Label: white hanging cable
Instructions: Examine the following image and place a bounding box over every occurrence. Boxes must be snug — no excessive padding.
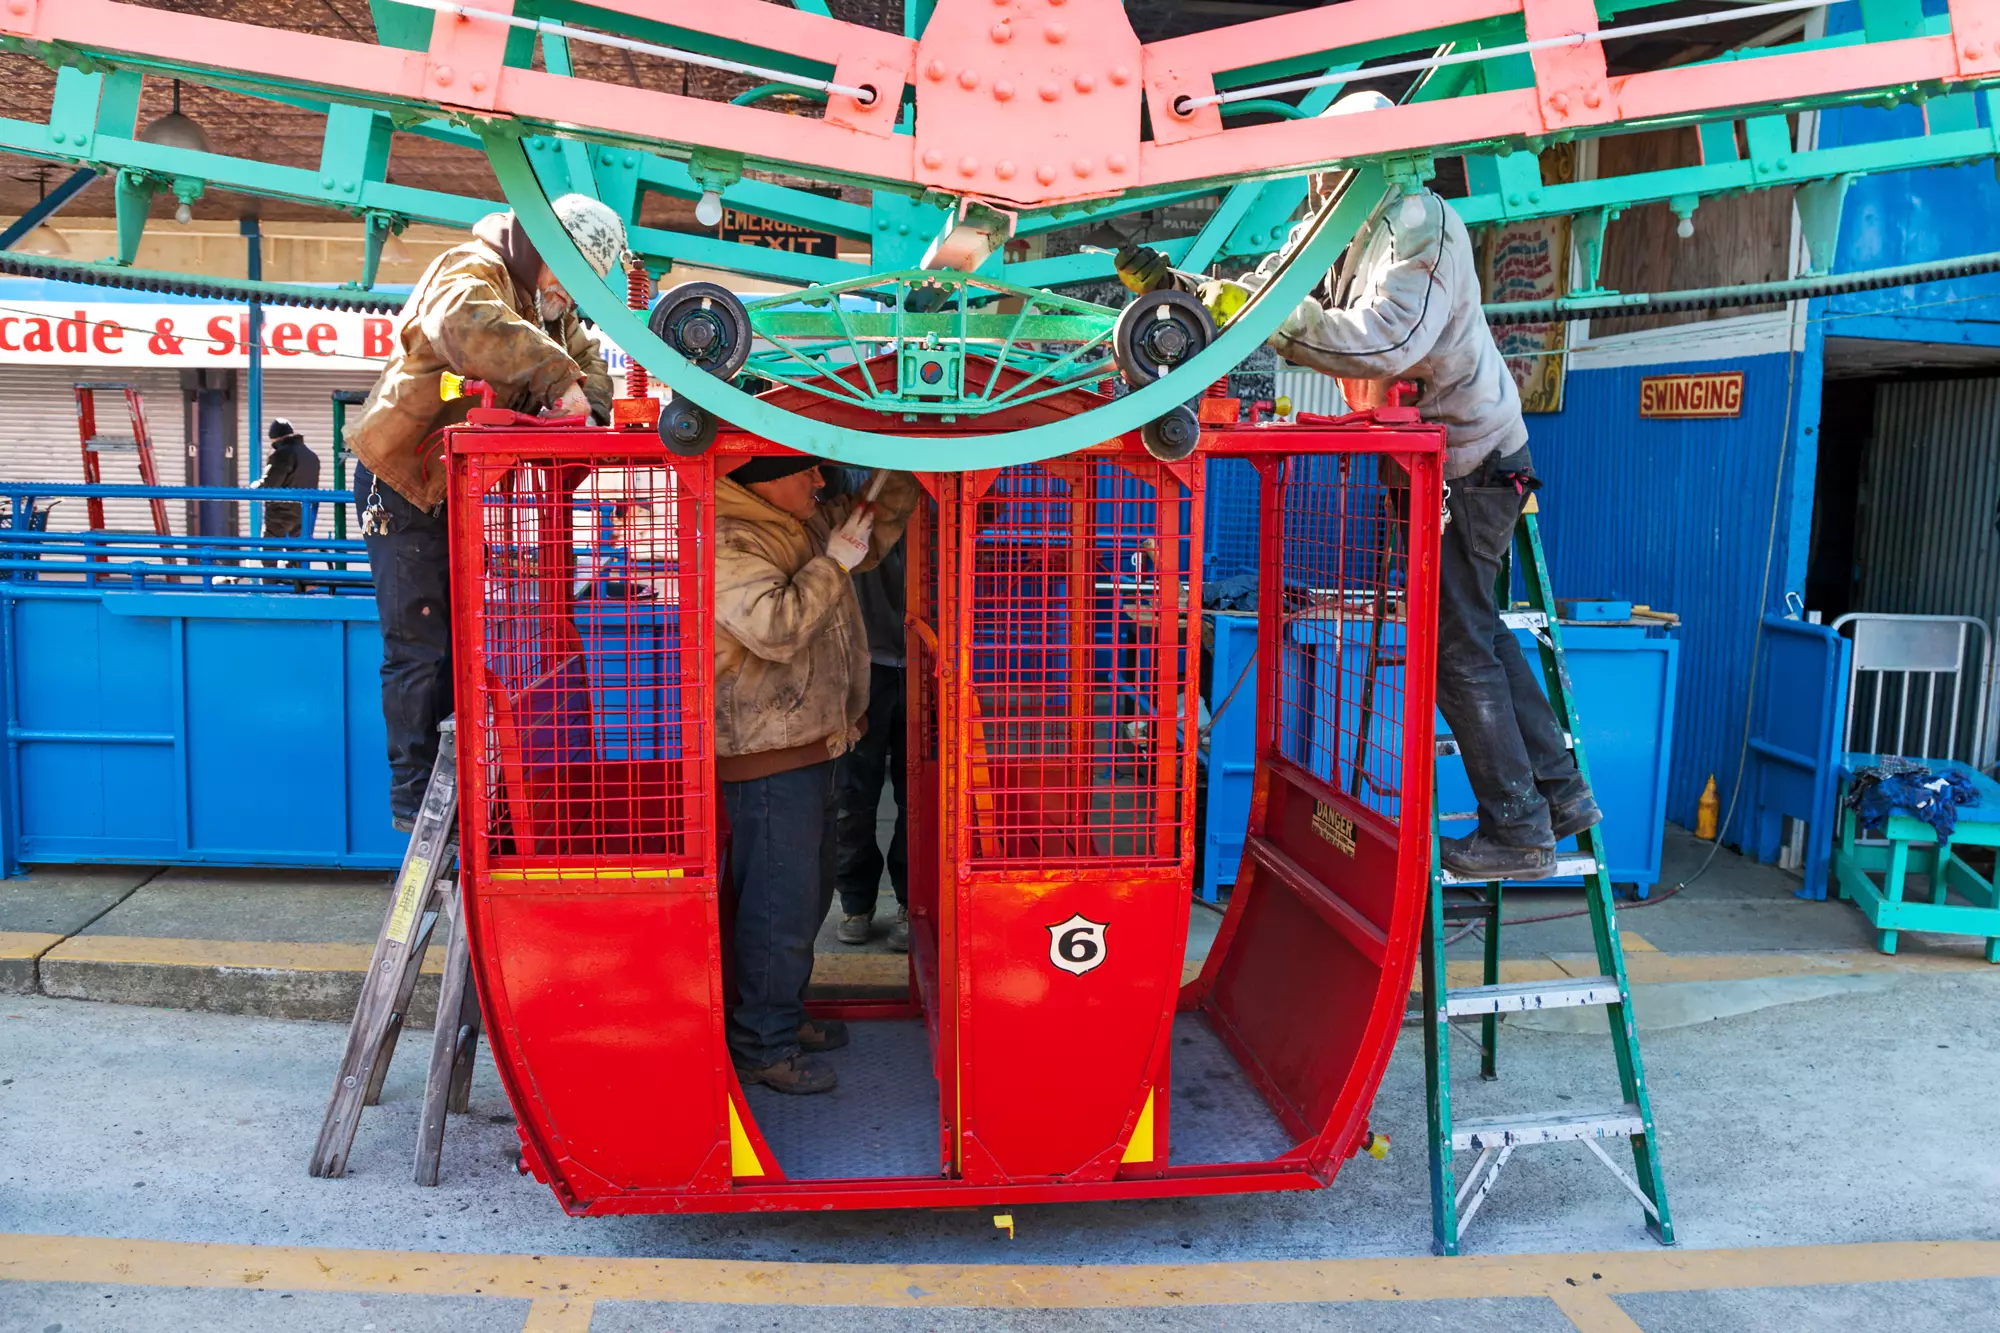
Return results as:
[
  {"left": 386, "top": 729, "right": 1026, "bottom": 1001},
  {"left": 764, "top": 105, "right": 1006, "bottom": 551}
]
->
[
  {"left": 391, "top": 0, "right": 878, "bottom": 103},
  {"left": 1176, "top": 0, "right": 1842, "bottom": 114}
]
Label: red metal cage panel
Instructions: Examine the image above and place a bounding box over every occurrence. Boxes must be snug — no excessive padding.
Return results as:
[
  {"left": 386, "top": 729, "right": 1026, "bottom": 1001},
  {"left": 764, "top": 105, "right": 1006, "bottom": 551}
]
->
[{"left": 444, "top": 397, "right": 1440, "bottom": 1214}]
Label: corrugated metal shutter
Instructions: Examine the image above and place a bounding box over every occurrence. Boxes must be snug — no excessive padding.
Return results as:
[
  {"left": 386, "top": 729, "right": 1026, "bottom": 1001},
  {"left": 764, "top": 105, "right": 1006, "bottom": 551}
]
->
[
  {"left": 0, "top": 365, "right": 191, "bottom": 535},
  {"left": 1275, "top": 366, "right": 1348, "bottom": 417},
  {"left": 242, "top": 369, "right": 378, "bottom": 539},
  {"left": 0, "top": 367, "right": 380, "bottom": 541},
  {"left": 1857, "top": 378, "right": 2000, "bottom": 626},
  {"left": 1525, "top": 348, "right": 1809, "bottom": 838}
]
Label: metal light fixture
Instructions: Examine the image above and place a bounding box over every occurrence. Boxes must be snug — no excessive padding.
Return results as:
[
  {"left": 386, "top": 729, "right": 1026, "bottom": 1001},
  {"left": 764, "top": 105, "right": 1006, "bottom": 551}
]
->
[
  {"left": 18, "top": 222, "right": 71, "bottom": 257},
  {"left": 14, "top": 168, "right": 72, "bottom": 255},
  {"left": 140, "top": 80, "right": 212, "bottom": 156}
]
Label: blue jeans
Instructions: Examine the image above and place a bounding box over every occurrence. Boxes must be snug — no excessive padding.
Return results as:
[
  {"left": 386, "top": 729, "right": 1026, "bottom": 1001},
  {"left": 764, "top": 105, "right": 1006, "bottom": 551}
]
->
[
  {"left": 724, "top": 760, "right": 837, "bottom": 1067},
  {"left": 355, "top": 464, "right": 452, "bottom": 822}
]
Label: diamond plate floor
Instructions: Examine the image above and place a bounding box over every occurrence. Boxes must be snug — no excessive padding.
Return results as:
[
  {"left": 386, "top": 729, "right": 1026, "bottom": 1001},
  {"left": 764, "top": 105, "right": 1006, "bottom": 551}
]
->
[
  {"left": 1169, "top": 1013, "right": 1296, "bottom": 1165},
  {"left": 741, "top": 1019, "right": 941, "bottom": 1181}
]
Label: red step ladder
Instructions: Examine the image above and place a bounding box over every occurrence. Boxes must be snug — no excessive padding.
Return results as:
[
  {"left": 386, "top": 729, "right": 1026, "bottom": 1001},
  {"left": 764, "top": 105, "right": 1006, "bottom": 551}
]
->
[{"left": 74, "top": 381, "right": 171, "bottom": 537}]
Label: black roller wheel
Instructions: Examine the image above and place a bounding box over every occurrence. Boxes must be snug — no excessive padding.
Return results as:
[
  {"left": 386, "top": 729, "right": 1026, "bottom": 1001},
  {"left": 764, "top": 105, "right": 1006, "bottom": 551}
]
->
[
  {"left": 658, "top": 398, "right": 718, "bottom": 456},
  {"left": 1141, "top": 403, "right": 1201, "bottom": 461},
  {"left": 649, "top": 281, "right": 752, "bottom": 379},
  {"left": 1114, "top": 289, "right": 1216, "bottom": 389}
]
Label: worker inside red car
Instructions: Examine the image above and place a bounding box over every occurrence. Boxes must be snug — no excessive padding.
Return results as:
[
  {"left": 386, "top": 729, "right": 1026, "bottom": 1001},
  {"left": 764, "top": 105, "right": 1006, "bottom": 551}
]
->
[{"left": 713, "top": 455, "right": 920, "bottom": 1095}]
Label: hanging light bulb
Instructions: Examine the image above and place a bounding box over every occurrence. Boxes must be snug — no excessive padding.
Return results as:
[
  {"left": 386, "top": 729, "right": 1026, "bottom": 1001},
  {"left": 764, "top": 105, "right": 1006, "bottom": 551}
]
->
[
  {"left": 1676, "top": 215, "right": 1696, "bottom": 240},
  {"left": 695, "top": 189, "right": 724, "bottom": 227},
  {"left": 174, "top": 200, "right": 193, "bottom": 225}
]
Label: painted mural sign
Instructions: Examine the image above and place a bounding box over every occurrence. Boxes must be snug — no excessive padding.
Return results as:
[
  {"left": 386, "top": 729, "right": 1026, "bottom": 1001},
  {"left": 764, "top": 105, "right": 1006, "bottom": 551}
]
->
[
  {"left": 1638, "top": 371, "right": 1744, "bottom": 418},
  {"left": 1475, "top": 144, "right": 1572, "bottom": 415}
]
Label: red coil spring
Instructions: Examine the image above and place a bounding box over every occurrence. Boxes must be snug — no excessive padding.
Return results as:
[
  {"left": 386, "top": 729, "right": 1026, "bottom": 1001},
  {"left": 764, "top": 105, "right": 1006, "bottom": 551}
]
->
[{"left": 624, "top": 262, "right": 651, "bottom": 400}]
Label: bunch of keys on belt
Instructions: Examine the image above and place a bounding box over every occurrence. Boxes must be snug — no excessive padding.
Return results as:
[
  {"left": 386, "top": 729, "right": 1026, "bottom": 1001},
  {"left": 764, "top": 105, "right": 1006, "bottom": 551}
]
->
[{"left": 361, "top": 484, "right": 390, "bottom": 537}]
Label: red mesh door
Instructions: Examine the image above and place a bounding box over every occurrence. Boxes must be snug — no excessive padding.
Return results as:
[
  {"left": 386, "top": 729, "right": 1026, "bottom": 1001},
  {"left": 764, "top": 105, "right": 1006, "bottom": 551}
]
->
[
  {"left": 450, "top": 432, "right": 729, "bottom": 1206},
  {"left": 941, "top": 452, "right": 1201, "bottom": 1182}
]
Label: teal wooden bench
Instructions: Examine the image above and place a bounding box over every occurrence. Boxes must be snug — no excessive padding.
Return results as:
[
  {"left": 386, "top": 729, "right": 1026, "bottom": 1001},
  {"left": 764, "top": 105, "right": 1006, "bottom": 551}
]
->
[{"left": 1832, "top": 756, "right": 2000, "bottom": 963}]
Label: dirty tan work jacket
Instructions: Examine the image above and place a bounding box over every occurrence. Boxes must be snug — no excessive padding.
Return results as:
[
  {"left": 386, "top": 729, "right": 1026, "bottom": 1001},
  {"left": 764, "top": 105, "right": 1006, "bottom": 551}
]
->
[
  {"left": 347, "top": 216, "right": 613, "bottom": 509},
  {"left": 713, "top": 471, "right": 920, "bottom": 780}
]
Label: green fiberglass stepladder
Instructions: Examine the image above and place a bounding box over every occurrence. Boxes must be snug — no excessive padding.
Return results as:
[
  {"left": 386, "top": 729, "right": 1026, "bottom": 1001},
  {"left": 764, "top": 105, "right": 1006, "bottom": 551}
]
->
[{"left": 1420, "top": 497, "right": 1673, "bottom": 1256}]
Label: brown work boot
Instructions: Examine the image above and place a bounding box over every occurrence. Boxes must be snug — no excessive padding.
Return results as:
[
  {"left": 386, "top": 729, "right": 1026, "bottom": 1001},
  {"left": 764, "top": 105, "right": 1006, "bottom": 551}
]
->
[
  {"left": 836, "top": 913, "right": 872, "bottom": 945},
  {"left": 736, "top": 1050, "right": 837, "bottom": 1096},
  {"left": 797, "top": 1018, "right": 849, "bottom": 1052},
  {"left": 886, "top": 906, "right": 910, "bottom": 954}
]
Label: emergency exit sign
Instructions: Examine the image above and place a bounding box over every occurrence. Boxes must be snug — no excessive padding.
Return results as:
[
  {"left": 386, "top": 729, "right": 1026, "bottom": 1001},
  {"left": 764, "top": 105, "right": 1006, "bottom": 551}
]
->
[{"left": 1639, "top": 371, "right": 1744, "bottom": 418}]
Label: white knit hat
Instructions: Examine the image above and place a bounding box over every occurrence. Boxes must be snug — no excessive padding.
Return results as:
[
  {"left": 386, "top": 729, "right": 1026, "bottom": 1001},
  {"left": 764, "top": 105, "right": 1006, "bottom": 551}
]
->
[{"left": 550, "top": 193, "right": 628, "bottom": 281}]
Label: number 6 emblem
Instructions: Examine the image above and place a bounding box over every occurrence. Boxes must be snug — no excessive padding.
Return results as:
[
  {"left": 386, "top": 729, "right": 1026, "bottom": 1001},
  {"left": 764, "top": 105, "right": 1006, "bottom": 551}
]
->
[{"left": 1048, "top": 914, "right": 1109, "bottom": 976}]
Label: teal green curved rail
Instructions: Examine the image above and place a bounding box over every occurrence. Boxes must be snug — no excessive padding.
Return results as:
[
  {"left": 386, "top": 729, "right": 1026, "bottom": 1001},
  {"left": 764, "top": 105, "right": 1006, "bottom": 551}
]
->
[{"left": 485, "top": 130, "right": 1374, "bottom": 470}]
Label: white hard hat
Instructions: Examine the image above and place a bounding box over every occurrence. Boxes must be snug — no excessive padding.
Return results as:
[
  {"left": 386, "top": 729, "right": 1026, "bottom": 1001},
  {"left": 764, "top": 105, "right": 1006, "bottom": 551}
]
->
[
  {"left": 1320, "top": 90, "right": 1394, "bottom": 118},
  {"left": 551, "top": 193, "right": 628, "bottom": 281}
]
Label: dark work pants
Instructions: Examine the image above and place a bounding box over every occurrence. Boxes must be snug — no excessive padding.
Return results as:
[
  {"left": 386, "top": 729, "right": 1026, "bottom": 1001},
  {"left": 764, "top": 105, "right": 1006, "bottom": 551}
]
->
[
  {"left": 355, "top": 464, "right": 453, "bottom": 823},
  {"left": 724, "top": 760, "right": 837, "bottom": 1068},
  {"left": 261, "top": 500, "right": 305, "bottom": 570},
  {"left": 836, "top": 663, "right": 908, "bottom": 918},
  {"left": 1434, "top": 447, "right": 1589, "bottom": 848}
]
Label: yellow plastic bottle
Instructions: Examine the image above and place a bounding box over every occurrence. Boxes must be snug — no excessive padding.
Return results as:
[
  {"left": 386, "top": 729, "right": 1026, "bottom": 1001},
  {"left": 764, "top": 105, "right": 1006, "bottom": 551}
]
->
[{"left": 1695, "top": 774, "right": 1720, "bottom": 840}]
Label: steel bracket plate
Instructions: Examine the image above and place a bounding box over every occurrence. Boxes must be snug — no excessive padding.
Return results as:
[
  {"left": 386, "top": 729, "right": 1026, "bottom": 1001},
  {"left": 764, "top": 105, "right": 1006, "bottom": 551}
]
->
[
  {"left": 1525, "top": 0, "right": 1617, "bottom": 131},
  {"left": 1951, "top": 0, "right": 2000, "bottom": 76},
  {"left": 0, "top": 0, "right": 36, "bottom": 39},
  {"left": 824, "top": 51, "right": 907, "bottom": 137},
  {"left": 912, "top": 0, "right": 1142, "bottom": 203},
  {"left": 424, "top": 0, "right": 514, "bottom": 113}
]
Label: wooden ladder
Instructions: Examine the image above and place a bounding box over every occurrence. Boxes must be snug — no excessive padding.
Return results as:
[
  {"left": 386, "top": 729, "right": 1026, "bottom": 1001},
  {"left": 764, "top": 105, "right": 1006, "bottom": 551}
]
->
[{"left": 308, "top": 719, "right": 485, "bottom": 1186}]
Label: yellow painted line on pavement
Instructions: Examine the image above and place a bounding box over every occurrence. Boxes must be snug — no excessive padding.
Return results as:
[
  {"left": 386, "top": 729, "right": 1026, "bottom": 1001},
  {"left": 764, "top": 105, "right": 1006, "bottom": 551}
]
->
[
  {"left": 39, "top": 935, "right": 445, "bottom": 975},
  {"left": 4, "top": 1234, "right": 2000, "bottom": 1325},
  {"left": 1620, "top": 932, "right": 1660, "bottom": 953},
  {"left": 0, "top": 930, "right": 63, "bottom": 962}
]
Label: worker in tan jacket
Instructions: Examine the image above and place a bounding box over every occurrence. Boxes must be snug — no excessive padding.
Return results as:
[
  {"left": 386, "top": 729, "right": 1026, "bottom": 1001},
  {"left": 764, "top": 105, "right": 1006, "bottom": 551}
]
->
[
  {"left": 346, "top": 195, "right": 624, "bottom": 830},
  {"left": 716, "top": 454, "right": 919, "bottom": 1095}
]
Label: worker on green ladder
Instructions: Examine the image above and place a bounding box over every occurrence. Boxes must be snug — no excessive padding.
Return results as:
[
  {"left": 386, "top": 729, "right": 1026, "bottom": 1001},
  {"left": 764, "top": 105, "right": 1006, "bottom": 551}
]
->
[
  {"left": 1116, "top": 92, "right": 1599, "bottom": 881},
  {"left": 345, "top": 194, "right": 623, "bottom": 832}
]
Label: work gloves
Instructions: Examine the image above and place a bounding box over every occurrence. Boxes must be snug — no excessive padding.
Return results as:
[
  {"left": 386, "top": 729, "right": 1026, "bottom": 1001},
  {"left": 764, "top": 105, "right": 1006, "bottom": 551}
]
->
[
  {"left": 549, "top": 382, "right": 591, "bottom": 419},
  {"left": 827, "top": 505, "right": 875, "bottom": 571},
  {"left": 1196, "top": 279, "right": 1252, "bottom": 328},
  {"left": 1114, "top": 245, "right": 1172, "bottom": 295}
]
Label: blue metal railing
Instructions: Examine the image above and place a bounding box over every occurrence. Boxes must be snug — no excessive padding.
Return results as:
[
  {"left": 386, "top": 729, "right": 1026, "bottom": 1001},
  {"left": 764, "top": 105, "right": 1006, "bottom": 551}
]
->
[{"left": 0, "top": 482, "right": 372, "bottom": 593}]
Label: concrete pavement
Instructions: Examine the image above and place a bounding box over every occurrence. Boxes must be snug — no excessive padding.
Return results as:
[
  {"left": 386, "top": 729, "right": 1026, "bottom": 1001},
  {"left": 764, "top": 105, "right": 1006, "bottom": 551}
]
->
[
  {"left": 4, "top": 827, "right": 1995, "bottom": 1022},
  {"left": 3, "top": 960, "right": 1999, "bottom": 1328}
]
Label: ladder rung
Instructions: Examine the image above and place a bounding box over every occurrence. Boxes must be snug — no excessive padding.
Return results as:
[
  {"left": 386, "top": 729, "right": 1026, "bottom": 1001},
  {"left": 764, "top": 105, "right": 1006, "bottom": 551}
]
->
[
  {"left": 1440, "top": 853, "right": 1597, "bottom": 885},
  {"left": 85, "top": 437, "right": 141, "bottom": 452},
  {"left": 1500, "top": 610, "right": 1548, "bottom": 630},
  {"left": 74, "top": 380, "right": 137, "bottom": 391},
  {"left": 1445, "top": 975, "right": 1621, "bottom": 1017},
  {"left": 1453, "top": 1104, "right": 1644, "bottom": 1152}
]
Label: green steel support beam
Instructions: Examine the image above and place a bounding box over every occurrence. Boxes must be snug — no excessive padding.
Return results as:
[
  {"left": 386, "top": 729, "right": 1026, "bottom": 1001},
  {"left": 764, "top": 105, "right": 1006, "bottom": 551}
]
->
[{"left": 497, "top": 122, "right": 1387, "bottom": 465}]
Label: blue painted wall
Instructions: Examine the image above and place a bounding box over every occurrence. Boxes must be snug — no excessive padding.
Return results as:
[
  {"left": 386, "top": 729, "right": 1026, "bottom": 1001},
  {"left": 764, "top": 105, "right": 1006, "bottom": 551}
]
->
[{"left": 1526, "top": 337, "right": 1821, "bottom": 839}]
